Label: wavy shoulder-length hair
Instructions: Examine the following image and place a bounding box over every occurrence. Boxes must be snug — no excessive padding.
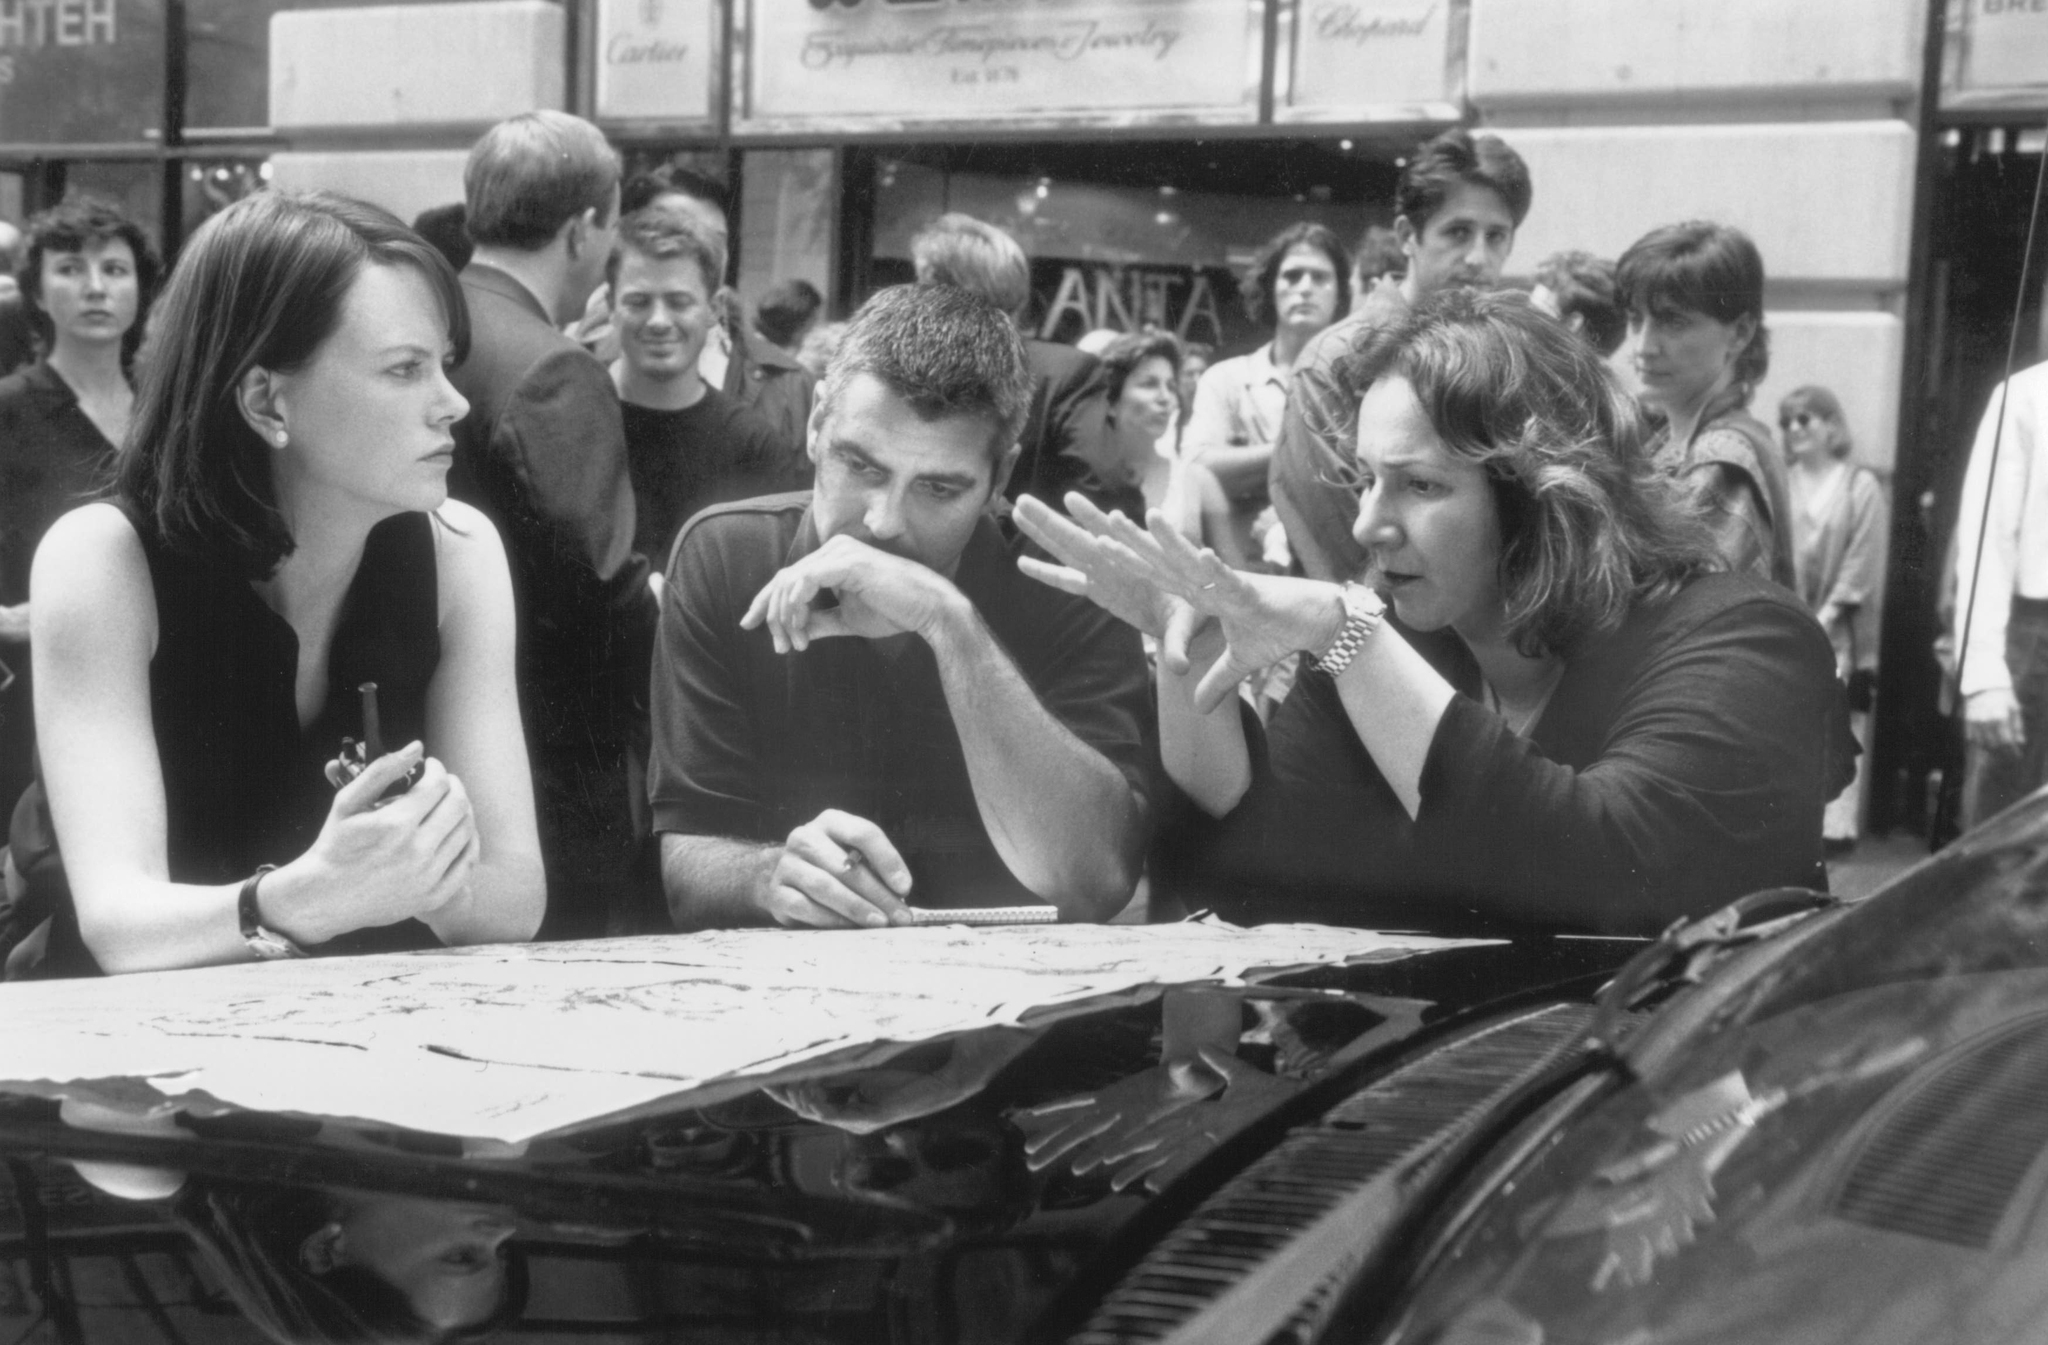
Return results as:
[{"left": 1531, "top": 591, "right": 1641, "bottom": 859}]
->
[
  {"left": 118, "top": 190, "right": 470, "bottom": 579},
  {"left": 1335, "top": 288, "right": 1720, "bottom": 658}
]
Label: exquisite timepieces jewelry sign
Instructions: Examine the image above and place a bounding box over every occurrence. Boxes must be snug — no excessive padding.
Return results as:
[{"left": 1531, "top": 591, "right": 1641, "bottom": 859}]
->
[{"left": 736, "top": 0, "right": 1262, "bottom": 134}]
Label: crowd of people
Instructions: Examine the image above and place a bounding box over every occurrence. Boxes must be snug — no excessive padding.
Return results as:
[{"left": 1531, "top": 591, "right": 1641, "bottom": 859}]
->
[{"left": 0, "top": 110, "right": 1910, "bottom": 979}]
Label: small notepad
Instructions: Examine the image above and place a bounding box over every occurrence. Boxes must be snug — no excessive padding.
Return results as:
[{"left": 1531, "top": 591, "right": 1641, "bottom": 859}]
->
[{"left": 907, "top": 905, "right": 1059, "bottom": 926}]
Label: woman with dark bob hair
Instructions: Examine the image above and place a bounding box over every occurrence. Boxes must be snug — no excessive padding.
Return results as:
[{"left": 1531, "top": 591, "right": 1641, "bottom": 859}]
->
[
  {"left": 1015, "top": 290, "right": 1852, "bottom": 936},
  {"left": 9, "top": 189, "right": 544, "bottom": 977},
  {"left": 0, "top": 196, "right": 162, "bottom": 821},
  {"left": 1617, "top": 219, "right": 1796, "bottom": 589}
]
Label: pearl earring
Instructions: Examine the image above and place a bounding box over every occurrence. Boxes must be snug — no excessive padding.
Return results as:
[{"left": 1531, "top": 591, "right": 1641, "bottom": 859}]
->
[{"left": 275, "top": 430, "right": 288, "bottom": 447}]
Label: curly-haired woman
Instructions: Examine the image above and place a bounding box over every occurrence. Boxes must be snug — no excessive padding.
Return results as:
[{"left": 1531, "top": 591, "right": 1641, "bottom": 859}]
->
[{"left": 1016, "top": 290, "right": 1853, "bottom": 936}]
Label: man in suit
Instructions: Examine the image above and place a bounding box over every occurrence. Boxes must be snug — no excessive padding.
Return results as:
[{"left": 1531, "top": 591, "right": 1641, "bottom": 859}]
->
[
  {"left": 448, "top": 110, "right": 654, "bottom": 939},
  {"left": 908, "top": 213, "right": 1108, "bottom": 513}
]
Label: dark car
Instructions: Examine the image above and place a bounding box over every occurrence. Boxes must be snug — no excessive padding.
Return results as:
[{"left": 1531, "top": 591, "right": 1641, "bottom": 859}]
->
[
  {"left": 3, "top": 800, "right": 2030, "bottom": 1345},
  {"left": 0, "top": 931, "right": 1634, "bottom": 1345}
]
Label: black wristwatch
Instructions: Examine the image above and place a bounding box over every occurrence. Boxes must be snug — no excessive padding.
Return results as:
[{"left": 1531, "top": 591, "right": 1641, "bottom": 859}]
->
[{"left": 237, "top": 865, "right": 304, "bottom": 961}]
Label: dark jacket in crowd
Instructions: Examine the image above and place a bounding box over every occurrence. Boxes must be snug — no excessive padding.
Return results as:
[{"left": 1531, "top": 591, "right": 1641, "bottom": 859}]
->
[
  {"left": 447, "top": 262, "right": 655, "bottom": 938},
  {"left": 0, "top": 296, "right": 37, "bottom": 380},
  {"left": 722, "top": 321, "right": 816, "bottom": 480},
  {"left": 1006, "top": 339, "right": 1110, "bottom": 509}
]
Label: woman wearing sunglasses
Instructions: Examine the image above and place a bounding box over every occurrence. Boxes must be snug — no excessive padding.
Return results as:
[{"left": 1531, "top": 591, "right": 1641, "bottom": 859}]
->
[{"left": 1781, "top": 386, "right": 1887, "bottom": 852}]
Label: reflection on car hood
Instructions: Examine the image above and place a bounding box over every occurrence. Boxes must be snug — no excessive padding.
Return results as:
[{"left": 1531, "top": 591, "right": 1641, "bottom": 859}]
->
[
  {"left": 1380, "top": 803, "right": 2048, "bottom": 1345},
  {"left": 0, "top": 940, "right": 1626, "bottom": 1345}
]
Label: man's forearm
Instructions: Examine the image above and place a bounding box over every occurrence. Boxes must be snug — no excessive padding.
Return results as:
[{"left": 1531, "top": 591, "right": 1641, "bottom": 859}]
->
[
  {"left": 659, "top": 833, "right": 779, "bottom": 930},
  {"left": 924, "top": 603, "right": 1143, "bottom": 920}
]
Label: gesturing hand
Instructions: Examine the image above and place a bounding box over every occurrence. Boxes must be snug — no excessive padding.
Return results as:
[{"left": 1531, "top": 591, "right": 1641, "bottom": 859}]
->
[
  {"left": 762, "top": 808, "right": 915, "bottom": 929},
  {"left": 741, "top": 535, "right": 966, "bottom": 653},
  {"left": 1022, "top": 494, "right": 1346, "bottom": 712},
  {"left": 1012, "top": 494, "right": 1181, "bottom": 642}
]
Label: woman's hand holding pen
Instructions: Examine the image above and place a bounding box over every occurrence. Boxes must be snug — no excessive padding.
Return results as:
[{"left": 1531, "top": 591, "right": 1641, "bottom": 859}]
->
[
  {"left": 260, "top": 742, "right": 480, "bottom": 946},
  {"left": 762, "top": 808, "right": 915, "bottom": 929}
]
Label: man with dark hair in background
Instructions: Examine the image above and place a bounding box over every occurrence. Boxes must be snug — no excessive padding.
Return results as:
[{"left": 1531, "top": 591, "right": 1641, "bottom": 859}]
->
[
  {"left": 754, "top": 278, "right": 823, "bottom": 355},
  {"left": 1531, "top": 250, "right": 1626, "bottom": 358},
  {"left": 910, "top": 212, "right": 1108, "bottom": 516},
  {"left": 411, "top": 202, "right": 474, "bottom": 274},
  {"left": 649, "top": 284, "right": 1152, "bottom": 932},
  {"left": 448, "top": 109, "right": 652, "bottom": 939},
  {"left": 1269, "top": 129, "right": 1533, "bottom": 581}
]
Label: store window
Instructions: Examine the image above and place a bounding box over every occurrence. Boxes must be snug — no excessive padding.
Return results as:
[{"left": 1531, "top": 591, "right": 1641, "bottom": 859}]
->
[{"left": 871, "top": 139, "right": 1399, "bottom": 356}]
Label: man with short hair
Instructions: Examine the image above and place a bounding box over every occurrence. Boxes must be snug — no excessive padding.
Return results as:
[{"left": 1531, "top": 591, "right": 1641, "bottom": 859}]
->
[
  {"left": 1530, "top": 250, "right": 1626, "bottom": 358},
  {"left": 650, "top": 284, "right": 1152, "bottom": 930},
  {"left": 1270, "top": 130, "right": 1533, "bottom": 581},
  {"left": 448, "top": 110, "right": 650, "bottom": 939},
  {"left": 606, "top": 167, "right": 816, "bottom": 469},
  {"left": 910, "top": 212, "right": 1109, "bottom": 514},
  {"left": 608, "top": 204, "right": 789, "bottom": 568}
]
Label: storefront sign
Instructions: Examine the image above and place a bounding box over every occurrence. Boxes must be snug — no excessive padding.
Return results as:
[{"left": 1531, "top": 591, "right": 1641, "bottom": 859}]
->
[
  {"left": 1278, "top": 0, "right": 1462, "bottom": 123},
  {"left": 739, "top": 0, "right": 1260, "bottom": 134},
  {"left": 1034, "top": 260, "right": 1237, "bottom": 349},
  {"left": 0, "top": 0, "right": 162, "bottom": 144},
  {"left": 595, "top": 0, "right": 717, "bottom": 125},
  {"left": 1947, "top": 0, "right": 2048, "bottom": 109}
]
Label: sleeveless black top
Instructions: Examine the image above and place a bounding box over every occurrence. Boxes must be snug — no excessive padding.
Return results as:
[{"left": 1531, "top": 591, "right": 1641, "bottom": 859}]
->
[{"left": 13, "top": 503, "right": 443, "bottom": 976}]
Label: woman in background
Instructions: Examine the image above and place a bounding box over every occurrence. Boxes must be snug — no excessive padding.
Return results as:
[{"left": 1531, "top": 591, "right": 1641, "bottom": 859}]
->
[
  {"left": 1092, "top": 331, "right": 1243, "bottom": 568},
  {"left": 1617, "top": 220, "right": 1795, "bottom": 589},
  {"left": 0, "top": 196, "right": 160, "bottom": 822},
  {"left": 1782, "top": 384, "right": 1888, "bottom": 851}
]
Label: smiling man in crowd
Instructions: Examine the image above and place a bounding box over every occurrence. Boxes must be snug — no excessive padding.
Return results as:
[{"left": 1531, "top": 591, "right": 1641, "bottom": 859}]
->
[
  {"left": 608, "top": 204, "right": 790, "bottom": 569},
  {"left": 1269, "top": 129, "right": 1532, "bottom": 581},
  {"left": 648, "top": 283, "right": 1153, "bottom": 930}
]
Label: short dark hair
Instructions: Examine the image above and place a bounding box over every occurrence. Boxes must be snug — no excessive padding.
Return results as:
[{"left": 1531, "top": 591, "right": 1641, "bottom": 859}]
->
[
  {"left": 1396, "top": 130, "right": 1533, "bottom": 232},
  {"left": 1352, "top": 224, "right": 1406, "bottom": 287},
  {"left": 1616, "top": 220, "right": 1769, "bottom": 388},
  {"left": 1534, "top": 250, "right": 1626, "bottom": 358},
  {"left": 605, "top": 203, "right": 725, "bottom": 294},
  {"left": 118, "top": 190, "right": 469, "bottom": 579},
  {"left": 464, "top": 111, "right": 620, "bottom": 251},
  {"left": 1241, "top": 222, "right": 1350, "bottom": 327},
  {"left": 1334, "top": 289, "right": 1716, "bottom": 658},
  {"left": 819, "top": 284, "right": 1031, "bottom": 466},
  {"left": 621, "top": 164, "right": 728, "bottom": 220},
  {"left": 755, "top": 278, "right": 824, "bottom": 349},
  {"left": 19, "top": 195, "right": 162, "bottom": 366},
  {"left": 410, "top": 202, "right": 473, "bottom": 273},
  {"left": 1097, "top": 330, "right": 1182, "bottom": 409},
  {"left": 910, "top": 213, "right": 1033, "bottom": 318}
]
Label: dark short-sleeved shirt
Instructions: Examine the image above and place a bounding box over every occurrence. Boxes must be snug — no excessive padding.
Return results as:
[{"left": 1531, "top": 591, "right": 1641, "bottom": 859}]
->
[
  {"left": 1162, "top": 573, "right": 1855, "bottom": 938},
  {"left": 621, "top": 388, "right": 793, "bottom": 570},
  {"left": 649, "top": 494, "right": 1154, "bottom": 909}
]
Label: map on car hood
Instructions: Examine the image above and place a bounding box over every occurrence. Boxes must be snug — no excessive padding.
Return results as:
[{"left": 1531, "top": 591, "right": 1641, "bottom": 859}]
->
[{"left": 0, "top": 920, "right": 1491, "bottom": 1143}]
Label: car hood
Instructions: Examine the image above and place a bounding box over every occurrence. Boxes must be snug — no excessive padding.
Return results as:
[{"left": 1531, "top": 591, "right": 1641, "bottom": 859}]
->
[
  {"left": 1377, "top": 803, "right": 2048, "bottom": 1345},
  {"left": 0, "top": 938, "right": 1626, "bottom": 1345}
]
